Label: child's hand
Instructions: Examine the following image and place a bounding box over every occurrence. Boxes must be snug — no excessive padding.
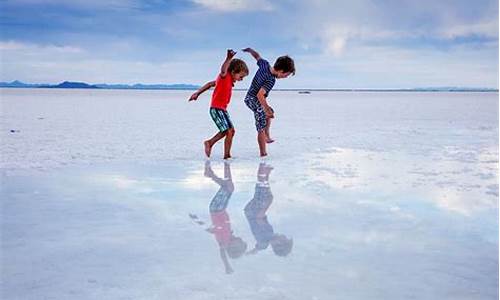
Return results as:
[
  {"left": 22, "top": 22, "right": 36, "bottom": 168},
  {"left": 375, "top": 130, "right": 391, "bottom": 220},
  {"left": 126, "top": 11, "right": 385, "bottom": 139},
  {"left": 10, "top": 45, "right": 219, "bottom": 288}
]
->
[
  {"left": 264, "top": 106, "right": 274, "bottom": 118},
  {"left": 242, "top": 48, "right": 261, "bottom": 60},
  {"left": 226, "top": 49, "right": 236, "bottom": 59},
  {"left": 188, "top": 92, "right": 199, "bottom": 101}
]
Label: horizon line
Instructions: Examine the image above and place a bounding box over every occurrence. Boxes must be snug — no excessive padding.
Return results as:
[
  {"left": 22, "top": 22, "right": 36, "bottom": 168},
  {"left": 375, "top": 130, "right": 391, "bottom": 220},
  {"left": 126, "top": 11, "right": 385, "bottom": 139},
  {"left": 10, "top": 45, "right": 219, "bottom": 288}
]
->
[{"left": 0, "top": 80, "right": 498, "bottom": 92}]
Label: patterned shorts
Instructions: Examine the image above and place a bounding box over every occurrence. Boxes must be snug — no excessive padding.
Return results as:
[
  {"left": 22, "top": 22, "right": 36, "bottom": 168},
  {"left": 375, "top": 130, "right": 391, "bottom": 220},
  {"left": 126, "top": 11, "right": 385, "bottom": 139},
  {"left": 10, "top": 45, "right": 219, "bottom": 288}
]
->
[
  {"left": 209, "top": 187, "right": 233, "bottom": 213},
  {"left": 244, "top": 96, "right": 273, "bottom": 132},
  {"left": 244, "top": 184, "right": 273, "bottom": 217},
  {"left": 209, "top": 107, "right": 234, "bottom": 132}
]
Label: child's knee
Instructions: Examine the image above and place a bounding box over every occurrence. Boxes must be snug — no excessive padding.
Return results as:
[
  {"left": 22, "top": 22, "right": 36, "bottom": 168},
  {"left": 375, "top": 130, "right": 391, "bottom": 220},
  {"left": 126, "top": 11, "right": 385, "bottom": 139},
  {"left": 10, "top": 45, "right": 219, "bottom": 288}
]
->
[{"left": 227, "top": 128, "right": 235, "bottom": 137}]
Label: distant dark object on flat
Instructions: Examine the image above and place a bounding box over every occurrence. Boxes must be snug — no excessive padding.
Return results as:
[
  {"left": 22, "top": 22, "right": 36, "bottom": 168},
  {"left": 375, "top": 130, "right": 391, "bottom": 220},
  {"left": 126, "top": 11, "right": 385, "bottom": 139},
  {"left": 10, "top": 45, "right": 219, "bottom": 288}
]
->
[
  {"left": 46, "top": 81, "right": 99, "bottom": 89},
  {"left": 298, "top": 90, "right": 311, "bottom": 94}
]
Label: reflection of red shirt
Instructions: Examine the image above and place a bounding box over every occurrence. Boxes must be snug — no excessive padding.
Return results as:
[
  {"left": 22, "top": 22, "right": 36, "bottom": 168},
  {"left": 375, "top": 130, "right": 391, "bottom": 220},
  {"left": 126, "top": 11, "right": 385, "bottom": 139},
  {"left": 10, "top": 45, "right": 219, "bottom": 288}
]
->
[
  {"left": 211, "top": 74, "right": 233, "bottom": 110},
  {"left": 211, "top": 211, "right": 231, "bottom": 246}
]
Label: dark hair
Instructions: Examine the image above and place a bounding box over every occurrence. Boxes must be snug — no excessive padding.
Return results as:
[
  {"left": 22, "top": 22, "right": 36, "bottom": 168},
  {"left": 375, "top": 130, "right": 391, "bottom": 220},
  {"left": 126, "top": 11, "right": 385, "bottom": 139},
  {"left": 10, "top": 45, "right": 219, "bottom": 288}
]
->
[
  {"left": 274, "top": 55, "right": 295, "bottom": 75},
  {"left": 228, "top": 58, "right": 249, "bottom": 75},
  {"left": 271, "top": 235, "right": 293, "bottom": 257},
  {"left": 227, "top": 237, "right": 247, "bottom": 259}
]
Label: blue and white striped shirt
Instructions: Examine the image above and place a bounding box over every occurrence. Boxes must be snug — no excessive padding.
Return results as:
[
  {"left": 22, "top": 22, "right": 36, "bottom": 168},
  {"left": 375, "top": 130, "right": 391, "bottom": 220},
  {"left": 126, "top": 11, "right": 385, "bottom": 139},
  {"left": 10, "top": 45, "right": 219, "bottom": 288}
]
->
[{"left": 246, "top": 59, "right": 276, "bottom": 99}]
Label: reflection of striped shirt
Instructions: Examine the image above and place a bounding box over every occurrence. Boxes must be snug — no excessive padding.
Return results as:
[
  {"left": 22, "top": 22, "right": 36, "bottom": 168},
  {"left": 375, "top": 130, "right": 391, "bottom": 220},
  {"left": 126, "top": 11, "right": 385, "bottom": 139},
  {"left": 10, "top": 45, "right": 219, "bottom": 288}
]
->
[
  {"left": 244, "top": 184, "right": 274, "bottom": 250},
  {"left": 246, "top": 59, "right": 276, "bottom": 98}
]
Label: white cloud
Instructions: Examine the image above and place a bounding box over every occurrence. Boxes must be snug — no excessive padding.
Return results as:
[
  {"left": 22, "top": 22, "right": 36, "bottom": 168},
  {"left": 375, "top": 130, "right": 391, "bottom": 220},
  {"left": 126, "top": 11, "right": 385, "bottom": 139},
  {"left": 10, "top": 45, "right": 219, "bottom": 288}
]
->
[
  {"left": 291, "top": 42, "right": 498, "bottom": 88},
  {"left": 326, "top": 37, "right": 347, "bottom": 57},
  {"left": 302, "top": 147, "right": 499, "bottom": 216},
  {"left": 1, "top": 36, "right": 497, "bottom": 88},
  {"left": 3, "top": 0, "right": 139, "bottom": 9},
  {"left": 0, "top": 41, "right": 27, "bottom": 51},
  {"left": 0, "top": 41, "right": 84, "bottom": 53},
  {"left": 191, "top": 0, "right": 273, "bottom": 12},
  {"left": 282, "top": 0, "right": 498, "bottom": 60},
  {"left": 438, "top": 19, "right": 499, "bottom": 39},
  {"left": 0, "top": 44, "right": 212, "bottom": 84}
]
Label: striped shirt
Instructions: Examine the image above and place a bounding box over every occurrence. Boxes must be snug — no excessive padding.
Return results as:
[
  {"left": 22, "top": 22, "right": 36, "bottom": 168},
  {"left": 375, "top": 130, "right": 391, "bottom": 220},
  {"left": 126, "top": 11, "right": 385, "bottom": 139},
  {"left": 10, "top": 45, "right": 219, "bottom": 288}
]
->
[{"left": 246, "top": 59, "right": 276, "bottom": 99}]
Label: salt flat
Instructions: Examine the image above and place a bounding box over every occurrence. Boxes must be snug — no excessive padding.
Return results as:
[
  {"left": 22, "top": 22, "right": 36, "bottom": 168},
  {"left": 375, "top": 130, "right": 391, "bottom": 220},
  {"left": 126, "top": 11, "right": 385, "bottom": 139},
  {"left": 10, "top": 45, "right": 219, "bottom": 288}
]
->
[{"left": 1, "top": 88, "right": 498, "bottom": 299}]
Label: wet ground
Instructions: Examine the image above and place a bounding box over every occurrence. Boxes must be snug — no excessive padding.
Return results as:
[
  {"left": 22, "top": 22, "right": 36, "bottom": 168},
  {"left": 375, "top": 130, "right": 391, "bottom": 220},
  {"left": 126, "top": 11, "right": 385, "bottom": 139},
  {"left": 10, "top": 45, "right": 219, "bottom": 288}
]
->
[
  {"left": 3, "top": 151, "right": 498, "bottom": 300},
  {"left": 2, "top": 89, "right": 498, "bottom": 299}
]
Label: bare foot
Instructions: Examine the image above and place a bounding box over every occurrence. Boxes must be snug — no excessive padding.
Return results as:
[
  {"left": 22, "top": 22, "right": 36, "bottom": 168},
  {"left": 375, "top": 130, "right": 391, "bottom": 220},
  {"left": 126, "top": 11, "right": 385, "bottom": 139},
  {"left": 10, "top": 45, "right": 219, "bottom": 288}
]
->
[
  {"left": 204, "top": 161, "right": 213, "bottom": 177},
  {"left": 223, "top": 155, "right": 232, "bottom": 160},
  {"left": 204, "top": 141, "right": 212, "bottom": 157},
  {"left": 260, "top": 152, "right": 268, "bottom": 157},
  {"left": 266, "top": 138, "right": 275, "bottom": 144}
]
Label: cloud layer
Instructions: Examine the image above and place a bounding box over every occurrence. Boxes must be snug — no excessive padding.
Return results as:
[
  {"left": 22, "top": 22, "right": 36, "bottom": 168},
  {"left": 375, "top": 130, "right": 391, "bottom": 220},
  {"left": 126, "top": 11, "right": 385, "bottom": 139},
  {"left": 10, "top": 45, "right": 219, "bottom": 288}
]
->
[{"left": 1, "top": 0, "right": 498, "bottom": 88}]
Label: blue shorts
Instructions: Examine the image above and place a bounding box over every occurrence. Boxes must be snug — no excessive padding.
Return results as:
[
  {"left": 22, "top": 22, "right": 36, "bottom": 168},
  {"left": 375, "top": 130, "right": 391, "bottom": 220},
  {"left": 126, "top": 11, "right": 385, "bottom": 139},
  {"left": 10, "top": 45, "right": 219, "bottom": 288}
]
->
[
  {"left": 209, "top": 108, "right": 233, "bottom": 132},
  {"left": 209, "top": 186, "right": 233, "bottom": 213},
  {"left": 244, "top": 96, "right": 273, "bottom": 132},
  {"left": 244, "top": 183, "right": 273, "bottom": 217}
]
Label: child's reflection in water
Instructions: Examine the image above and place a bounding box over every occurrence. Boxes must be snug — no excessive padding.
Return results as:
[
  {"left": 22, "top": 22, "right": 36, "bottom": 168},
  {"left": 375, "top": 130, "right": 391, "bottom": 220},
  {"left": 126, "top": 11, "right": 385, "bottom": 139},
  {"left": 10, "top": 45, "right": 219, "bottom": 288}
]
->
[
  {"left": 244, "top": 163, "right": 293, "bottom": 257},
  {"left": 191, "top": 161, "right": 247, "bottom": 274}
]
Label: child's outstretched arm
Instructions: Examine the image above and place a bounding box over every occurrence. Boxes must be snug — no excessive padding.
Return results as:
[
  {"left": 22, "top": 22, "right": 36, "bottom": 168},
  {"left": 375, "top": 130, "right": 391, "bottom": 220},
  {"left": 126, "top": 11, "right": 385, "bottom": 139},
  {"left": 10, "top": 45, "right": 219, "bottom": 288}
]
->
[
  {"left": 188, "top": 80, "right": 215, "bottom": 101},
  {"left": 257, "top": 88, "right": 274, "bottom": 118},
  {"left": 242, "top": 47, "right": 261, "bottom": 61},
  {"left": 220, "top": 49, "right": 236, "bottom": 77},
  {"left": 220, "top": 248, "right": 234, "bottom": 274}
]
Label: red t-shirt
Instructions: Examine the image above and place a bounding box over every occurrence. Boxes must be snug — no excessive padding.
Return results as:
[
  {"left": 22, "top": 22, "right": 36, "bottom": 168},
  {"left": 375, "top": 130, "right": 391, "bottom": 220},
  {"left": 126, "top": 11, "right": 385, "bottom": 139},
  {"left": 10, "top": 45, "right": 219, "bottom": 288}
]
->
[
  {"left": 211, "top": 74, "right": 234, "bottom": 110},
  {"left": 211, "top": 211, "right": 231, "bottom": 247}
]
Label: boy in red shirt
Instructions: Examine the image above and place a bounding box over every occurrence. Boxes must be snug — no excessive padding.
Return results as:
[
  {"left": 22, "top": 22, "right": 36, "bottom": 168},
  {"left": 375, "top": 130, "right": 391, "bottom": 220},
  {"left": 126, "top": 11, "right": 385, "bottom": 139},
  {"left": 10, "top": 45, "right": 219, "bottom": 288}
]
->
[
  {"left": 205, "top": 161, "right": 247, "bottom": 274},
  {"left": 189, "top": 161, "right": 247, "bottom": 274},
  {"left": 189, "top": 49, "right": 249, "bottom": 159}
]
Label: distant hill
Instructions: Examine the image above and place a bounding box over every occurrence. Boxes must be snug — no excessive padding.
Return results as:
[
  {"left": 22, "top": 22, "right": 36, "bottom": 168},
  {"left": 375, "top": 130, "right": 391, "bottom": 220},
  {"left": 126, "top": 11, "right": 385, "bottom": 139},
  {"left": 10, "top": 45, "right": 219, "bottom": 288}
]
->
[
  {"left": 40, "top": 81, "right": 100, "bottom": 89},
  {"left": 0, "top": 80, "right": 47, "bottom": 88}
]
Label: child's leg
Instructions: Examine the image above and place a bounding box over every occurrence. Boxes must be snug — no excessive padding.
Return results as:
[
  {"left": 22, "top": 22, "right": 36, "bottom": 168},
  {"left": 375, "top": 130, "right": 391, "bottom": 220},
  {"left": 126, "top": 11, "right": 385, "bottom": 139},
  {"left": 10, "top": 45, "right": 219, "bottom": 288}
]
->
[
  {"left": 224, "top": 160, "right": 232, "bottom": 179},
  {"left": 257, "top": 162, "right": 273, "bottom": 181},
  {"left": 257, "top": 130, "right": 267, "bottom": 157},
  {"left": 223, "top": 128, "right": 235, "bottom": 159},
  {"left": 207, "top": 108, "right": 234, "bottom": 158},
  {"left": 205, "top": 131, "right": 227, "bottom": 157},
  {"left": 265, "top": 117, "right": 274, "bottom": 143},
  {"left": 254, "top": 109, "right": 268, "bottom": 156}
]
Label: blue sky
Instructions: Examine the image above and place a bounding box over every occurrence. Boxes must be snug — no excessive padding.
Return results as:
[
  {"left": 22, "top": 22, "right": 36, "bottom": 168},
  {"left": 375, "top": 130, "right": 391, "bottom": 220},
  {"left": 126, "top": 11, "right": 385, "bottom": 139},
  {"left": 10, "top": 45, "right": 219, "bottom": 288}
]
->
[{"left": 1, "top": 0, "right": 498, "bottom": 88}]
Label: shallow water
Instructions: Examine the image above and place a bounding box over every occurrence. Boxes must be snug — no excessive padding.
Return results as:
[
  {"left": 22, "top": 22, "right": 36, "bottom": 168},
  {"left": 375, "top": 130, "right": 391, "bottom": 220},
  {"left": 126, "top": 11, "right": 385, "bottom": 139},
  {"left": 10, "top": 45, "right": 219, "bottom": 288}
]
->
[
  {"left": 1, "top": 89, "right": 498, "bottom": 299},
  {"left": 3, "top": 156, "right": 498, "bottom": 299}
]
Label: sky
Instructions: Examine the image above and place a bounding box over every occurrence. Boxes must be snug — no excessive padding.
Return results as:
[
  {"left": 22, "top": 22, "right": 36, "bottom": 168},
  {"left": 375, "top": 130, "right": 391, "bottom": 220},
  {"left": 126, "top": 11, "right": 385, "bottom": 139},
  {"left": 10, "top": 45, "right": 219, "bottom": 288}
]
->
[{"left": 0, "top": 0, "right": 498, "bottom": 88}]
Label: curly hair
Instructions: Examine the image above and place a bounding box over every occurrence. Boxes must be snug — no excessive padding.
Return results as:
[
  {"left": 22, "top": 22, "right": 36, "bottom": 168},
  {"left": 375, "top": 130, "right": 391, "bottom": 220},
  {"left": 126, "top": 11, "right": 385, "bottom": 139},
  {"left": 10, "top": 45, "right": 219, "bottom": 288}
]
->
[{"left": 228, "top": 58, "right": 249, "bottom": 75}]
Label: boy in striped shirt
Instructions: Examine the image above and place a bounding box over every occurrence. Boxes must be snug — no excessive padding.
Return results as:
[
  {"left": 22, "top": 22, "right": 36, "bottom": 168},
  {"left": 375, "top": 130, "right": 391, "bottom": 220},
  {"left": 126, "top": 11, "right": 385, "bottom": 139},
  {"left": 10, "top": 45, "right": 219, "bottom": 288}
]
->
[
  {"left": 189, "top": 49, "right": 249, "bottom": 159},
  {"left": 243, "top": 47, "right": 295, "bottom": 157}
]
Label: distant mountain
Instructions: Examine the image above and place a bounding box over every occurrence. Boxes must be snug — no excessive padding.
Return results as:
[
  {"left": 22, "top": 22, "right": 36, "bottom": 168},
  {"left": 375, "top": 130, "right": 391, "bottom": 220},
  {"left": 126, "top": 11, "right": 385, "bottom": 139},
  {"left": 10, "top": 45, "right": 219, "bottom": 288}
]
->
[
  {"left": 4, "top": 80, "right": 27, "bottom": 87},
  {"left": 41, "top": 81, "right": 100, "bottom": 89},
  {"left": 0, "top": 80, "right": 47, "bottom": 88}
]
